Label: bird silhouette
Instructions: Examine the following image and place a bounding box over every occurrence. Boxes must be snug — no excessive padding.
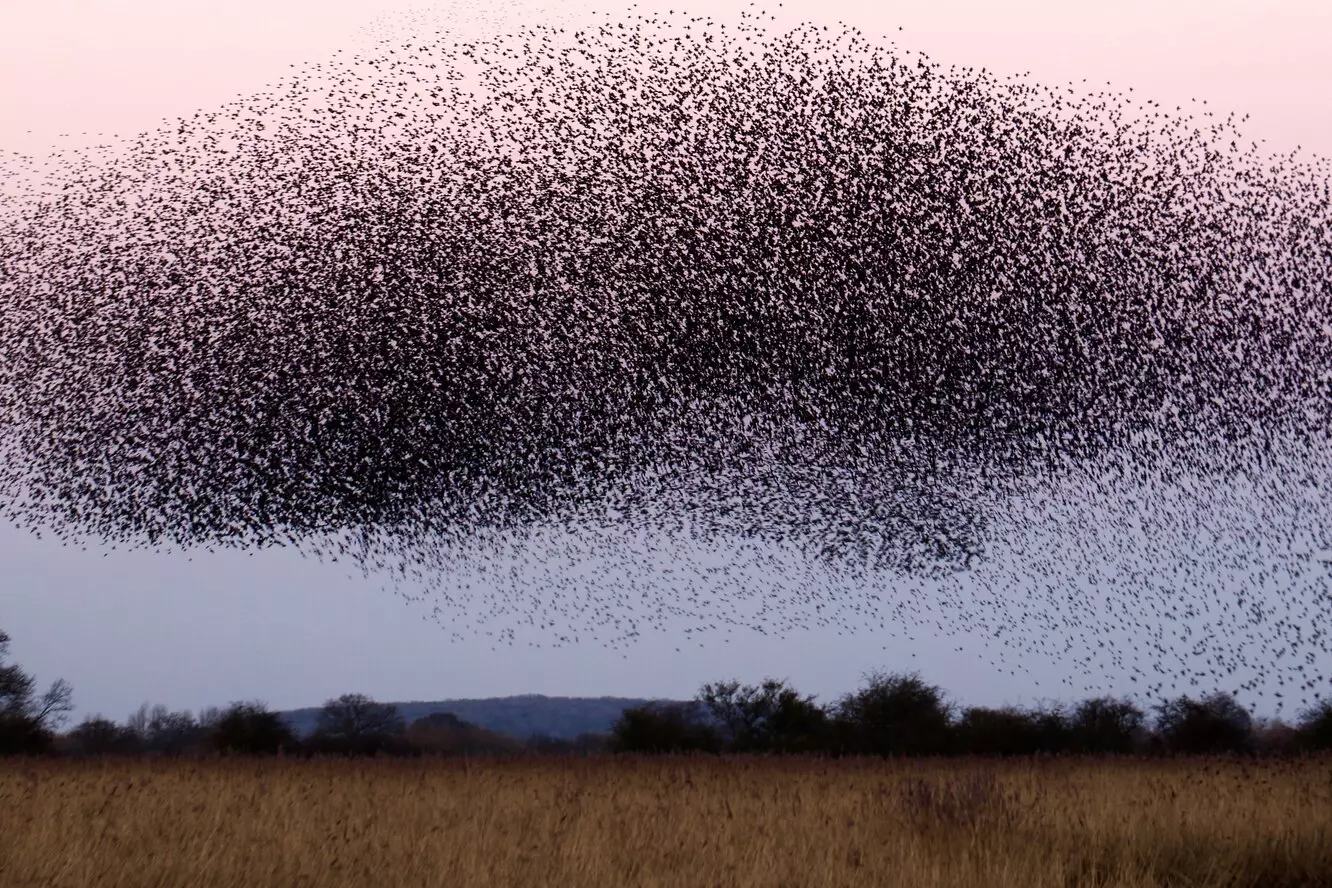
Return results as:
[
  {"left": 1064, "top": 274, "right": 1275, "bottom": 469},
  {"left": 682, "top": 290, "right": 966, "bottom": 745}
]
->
[{"left": 0, "top": 3, "right": 1328, "bottom": 712}]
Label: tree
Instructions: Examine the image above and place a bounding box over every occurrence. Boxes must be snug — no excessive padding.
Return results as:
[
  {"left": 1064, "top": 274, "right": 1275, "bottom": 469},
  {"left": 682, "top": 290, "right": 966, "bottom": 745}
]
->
[
  {"left": 1251, "top": 717, "right": 1301, "bottom": 757},
  {"left": 1295, "top": 700, "right": 1332, "bottom": 752},
  {"left": 610, "top": 701, "right": 722, "bottom": 754},
  {"left": 1068, "top": 696, "right": 1145, "bottom": 754},
  {"left": 0, "top": 629, "right": 73, "bottom": 755},
  {"left": 832, "top": 670, "right": 953, "bottom": 757},
  {"left": 1027, "top": 703, "right": 1074, "bottom": 754},
  {"left": 758, "top": 686, "right": 830, "bottom": 754},
  {"left": 68, "top": 716, "right": 142, "bottom": 756},
  {"left": 955, "top": 707, "right": 1042, "bottom": 756},
  {"left": 212, "top": 701, "right": 298, "bottom": 755},
  {"left": 696, "top": 678, "right": 828, "bottom": 754},
  {"left": 307, "top": 693, "right": 407, "bottom": 756},
  {"left": 953, "top": 701, "right": 1085, "bottom": 756},
  {"left": 126, "top": 703, "right": 210, "bottom": 755},
  {"left": 197, "top": 705, "right": 225, "bottom": 732},
  {"left": 1153, "top": 692, "right": 1254, "bottom": 755}
]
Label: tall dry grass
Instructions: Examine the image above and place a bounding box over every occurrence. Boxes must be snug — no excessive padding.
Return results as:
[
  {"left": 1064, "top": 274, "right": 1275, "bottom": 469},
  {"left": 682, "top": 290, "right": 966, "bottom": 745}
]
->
[{"left": 2, "top": 754, "right": 1330, "bottom": 887}]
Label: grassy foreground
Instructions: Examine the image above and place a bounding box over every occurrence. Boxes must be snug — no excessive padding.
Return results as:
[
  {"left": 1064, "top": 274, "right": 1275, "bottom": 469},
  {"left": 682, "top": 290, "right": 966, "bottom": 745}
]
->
[{"left": 2, "top": 754, "right": 1330, "bottom": 888}]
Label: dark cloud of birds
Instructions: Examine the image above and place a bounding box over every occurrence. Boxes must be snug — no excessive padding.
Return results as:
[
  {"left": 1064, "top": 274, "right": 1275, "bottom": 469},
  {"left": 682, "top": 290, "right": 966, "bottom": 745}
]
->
[{"left": 0, "top": 5, "right": 1328, "bottom": 711}]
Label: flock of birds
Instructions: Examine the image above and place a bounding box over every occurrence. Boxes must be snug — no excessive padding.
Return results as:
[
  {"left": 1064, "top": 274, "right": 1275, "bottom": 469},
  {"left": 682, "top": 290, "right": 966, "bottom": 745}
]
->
[{"left": 1, "top": 4, "right": 1328, "bottom": 711}]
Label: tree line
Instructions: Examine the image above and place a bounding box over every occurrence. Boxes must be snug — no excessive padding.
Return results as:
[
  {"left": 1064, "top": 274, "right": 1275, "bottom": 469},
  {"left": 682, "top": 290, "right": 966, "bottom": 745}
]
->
[
  {"left": 609, "top": 672, "right": 1332, "bottom": 757},
  {"left": 3, "top": 628, "right": 1331, "bottom": 758}
]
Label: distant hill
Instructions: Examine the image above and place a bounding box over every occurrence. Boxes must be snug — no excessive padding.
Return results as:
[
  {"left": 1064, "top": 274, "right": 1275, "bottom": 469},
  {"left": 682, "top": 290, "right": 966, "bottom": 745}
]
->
[{"left": 278, "top": 694, "right": 687, "bottom": 741}]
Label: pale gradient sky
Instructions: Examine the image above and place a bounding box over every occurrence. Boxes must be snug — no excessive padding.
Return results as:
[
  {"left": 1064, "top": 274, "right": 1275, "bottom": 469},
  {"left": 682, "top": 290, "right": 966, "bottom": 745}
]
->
[
  {"left": 4, "top": 0, "right": 1329, "bottom": 159},
  {"left": 2, "top": 0, "right": 1329, "bottom": 727}
]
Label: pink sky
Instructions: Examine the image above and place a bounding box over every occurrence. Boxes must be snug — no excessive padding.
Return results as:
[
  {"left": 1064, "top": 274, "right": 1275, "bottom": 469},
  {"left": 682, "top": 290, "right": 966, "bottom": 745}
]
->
[{"left": 3, "top": 0, "right": 1330, "bottom": 161}]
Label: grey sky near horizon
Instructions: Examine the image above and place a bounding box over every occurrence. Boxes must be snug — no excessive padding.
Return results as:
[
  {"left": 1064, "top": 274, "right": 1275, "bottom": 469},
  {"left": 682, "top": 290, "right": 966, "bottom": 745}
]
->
[{"left": 3, "top": 0, "right": 1330, "bottom": 729}]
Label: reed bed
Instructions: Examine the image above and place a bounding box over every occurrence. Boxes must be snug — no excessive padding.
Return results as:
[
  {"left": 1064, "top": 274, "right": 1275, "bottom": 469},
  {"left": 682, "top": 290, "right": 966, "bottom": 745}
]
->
[{"left": 3, "top": 754, "right": 1329, "bottom": 887}]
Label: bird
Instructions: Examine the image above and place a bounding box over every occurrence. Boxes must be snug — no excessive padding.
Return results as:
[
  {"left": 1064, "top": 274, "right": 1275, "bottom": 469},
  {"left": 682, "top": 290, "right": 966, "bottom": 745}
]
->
[{"left": 0, "top": 2, "right": 1328, "bottom": 713}]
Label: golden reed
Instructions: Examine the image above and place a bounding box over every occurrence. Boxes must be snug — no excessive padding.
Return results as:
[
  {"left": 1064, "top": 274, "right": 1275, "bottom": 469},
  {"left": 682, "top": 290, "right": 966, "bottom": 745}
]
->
[{"left": 3, "top": 754, "right": 1330, "bottom": 887}]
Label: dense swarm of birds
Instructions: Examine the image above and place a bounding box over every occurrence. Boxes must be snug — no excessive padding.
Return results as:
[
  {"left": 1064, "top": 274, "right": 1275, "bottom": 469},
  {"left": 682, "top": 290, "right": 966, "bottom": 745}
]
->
[{"left": 1, "top": 4, "right": 1329, "bottom": 710}]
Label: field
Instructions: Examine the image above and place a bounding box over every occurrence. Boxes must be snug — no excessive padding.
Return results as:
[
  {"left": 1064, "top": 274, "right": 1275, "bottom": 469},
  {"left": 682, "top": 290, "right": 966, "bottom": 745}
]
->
[{"left": 3, "top": 754, "right": 1330, "bottom": 887}]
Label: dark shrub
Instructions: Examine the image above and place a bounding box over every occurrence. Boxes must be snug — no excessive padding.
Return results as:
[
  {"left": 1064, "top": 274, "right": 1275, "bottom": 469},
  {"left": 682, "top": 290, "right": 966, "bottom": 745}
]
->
[
  {"left": 305, "top": 693, "right": 410, "bottom": 757},
  {"left": 68, "top": 716, "right": 142, "bottom": 756},
  {"left": 1068, "top": 696, "right": 1146, "bottom": 754},
  {"left": 212, "top": 701, "right": 298, "bottom": 755},
  {"left": 611, "top": 701, "right": 722, "bottom": 754},
  {"left": 0, "top": 715, "right": 54, "bottom": 756},
  {"left": 404, "top": 712, "right": 524, "bottom": 756},
  {"left": 1295, "top": 701, "right": 1332, "bottom": 752},
  {"left": 1154, "top": 693, "right": 1255, "bottom": 755},
  {"left": 833, "top": 670, "right": 953, "bottom": 757},
  {"left": 697, "top": 678, "right": 830, "bottom": 754}
]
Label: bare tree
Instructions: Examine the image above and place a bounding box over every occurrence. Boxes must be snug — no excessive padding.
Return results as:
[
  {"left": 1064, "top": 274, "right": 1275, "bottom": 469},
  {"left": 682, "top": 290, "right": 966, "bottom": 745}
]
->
[
  {"left": 310, "top": 693, "right": 406, "bottom": 755},
  {"left": 198, "top": 705, "right": 225, "bottom": 731},
  {"left": 126, "top": 702, "right": 159, "bottom": 738},
  {"left": 697, "top": 678, "right": 827, "bottom": 753},
  {"left": 68, "top": 715, "right": 141, "bottom": 756},
  {"left": 125, "top": 704, "right": 206, "bottom": 754},
  {"left": 0, "top": 629, "right": 37, "bottom": 718},
  {"left": 1153, "top": 692, "right": 1254, "bottom": 754},
  {"left": 33, "top": 679, "right": 74, "bottom": 728},
  {"left": 317, "top": 693, "right": 405, "bottom": 737},
  {"left": 0, "top": 629, "right": 73, "bottom": 730}
]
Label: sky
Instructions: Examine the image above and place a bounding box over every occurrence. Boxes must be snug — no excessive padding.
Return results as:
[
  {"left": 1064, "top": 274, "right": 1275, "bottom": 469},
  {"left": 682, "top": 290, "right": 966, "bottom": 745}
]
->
[{"left": 2, "top": 0, "right": 1330, "bottom": 727}]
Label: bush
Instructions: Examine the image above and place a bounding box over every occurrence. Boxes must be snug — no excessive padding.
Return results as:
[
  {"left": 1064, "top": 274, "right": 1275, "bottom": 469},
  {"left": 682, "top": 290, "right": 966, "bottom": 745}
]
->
[
  {"left": 1153, "top": 693, "right": 1254, "bottom": 755},
  {"left": 832, "top": 670, "right": 953, "bottom": 757},
  {"left": 126, "top": 704, "right": 213, "bottom": 755},
  {"left": 212, "top": 702, "right": 298, "bottom": 756},
  {"left": 611, "top": 702, "right": 723, "bottom": 754},
  {"left": 67, "top": 716, "right": 143, "bottom": 756},
  {"left": 1295, "top": 701, "right": 1332, "bottom": 752},
  {"left": 954, "top": 706, "right": 1059, "bottom": 756},
  {"left": 1068, "top": 697, "right": 1146, "bottom": 754},
  {"left": 303, "top": 731, "right": 415, "bottom": 757},
  {"left": 696, "top": 678, "right": 830, "bottom": 754},
  {"left": 404, "top": 712, "right": 524, "bottom": 756},
  {"left": 1251, "top": 718, "right": 1301, "bottom": 757},
  {"left": 0, "top": 715, "right": 54, "bottom": 756}
]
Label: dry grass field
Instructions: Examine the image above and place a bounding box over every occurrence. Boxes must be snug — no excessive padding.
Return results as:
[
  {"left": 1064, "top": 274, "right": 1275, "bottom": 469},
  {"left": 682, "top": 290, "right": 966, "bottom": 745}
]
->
[{"left": 3, "top": 754, "right": 1330, "bottom": 888}]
